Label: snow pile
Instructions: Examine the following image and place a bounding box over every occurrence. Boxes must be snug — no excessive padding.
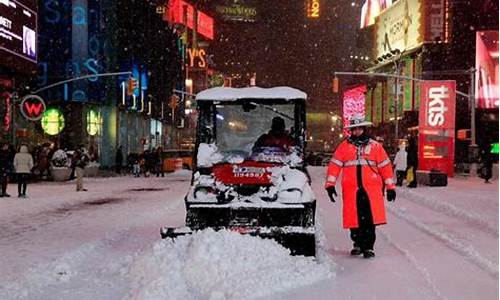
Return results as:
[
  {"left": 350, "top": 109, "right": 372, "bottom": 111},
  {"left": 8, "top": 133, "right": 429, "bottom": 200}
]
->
[
  {"left": 270, "top": 166, "right": 311, "bottom": 203},
  {"left": 126, "top": 229, "right": 335, "bottom": 300},
  {"left": 198, "top": 143, "right": 224, "bottom": 167},
  {"left": 51, "top": 149, "right": 70, "bottom": 168},
  {"left": 196, "top": 86, "right": 307, "bottom": 101}
]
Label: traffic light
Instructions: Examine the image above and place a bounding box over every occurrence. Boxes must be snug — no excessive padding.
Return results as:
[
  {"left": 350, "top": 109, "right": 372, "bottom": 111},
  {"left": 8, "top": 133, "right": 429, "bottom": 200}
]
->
[
  {"left": 127, "top": 78, "right": 138, "bottom": 96},
  {"left": 332, "top": 77, "right": 339, "bottom": 93}
]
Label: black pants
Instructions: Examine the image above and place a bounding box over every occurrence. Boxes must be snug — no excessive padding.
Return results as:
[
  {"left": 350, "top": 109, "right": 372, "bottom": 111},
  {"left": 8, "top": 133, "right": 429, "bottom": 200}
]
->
[
  {"left": 349, "top": 189, "right": 376, "bottom": 251},
  {"left": 17, "top": 173, "right": 29, "bottom": 196},
  {"left": 396, "top": 170, "right": 406, "bottom": 186},
  {"left": 0, "top": 175, "right": 8, "bottom": 195}
]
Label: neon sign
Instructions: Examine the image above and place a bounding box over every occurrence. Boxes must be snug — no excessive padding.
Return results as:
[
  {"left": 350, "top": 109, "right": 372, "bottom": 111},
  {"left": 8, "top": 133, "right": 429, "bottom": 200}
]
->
[
  {"left": 166, "top": 0, "right": 214, "bottom": 40},
  {"left": 306, "top": 0, "right": 320, "bottom": 18},
  {"left": 20, "top": 94, "right": 46, "bottom": 121},
  {"left": 86, "top": 109, "right": 101, "bottom": 136},
  {"left": 187, "top": 48, "right": 207, "bottom": 68},
  {"left": 41, "top": 108, "right": 65, "bottom": 135},
  {"left": 342, "top": 85, "right": 367, "bottom": 135}
]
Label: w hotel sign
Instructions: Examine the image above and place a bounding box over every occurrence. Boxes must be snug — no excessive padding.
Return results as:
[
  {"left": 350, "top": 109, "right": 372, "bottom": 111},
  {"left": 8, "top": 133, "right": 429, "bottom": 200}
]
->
[{"left": 374, "top": 0, "right": 449, "bottom": 58}]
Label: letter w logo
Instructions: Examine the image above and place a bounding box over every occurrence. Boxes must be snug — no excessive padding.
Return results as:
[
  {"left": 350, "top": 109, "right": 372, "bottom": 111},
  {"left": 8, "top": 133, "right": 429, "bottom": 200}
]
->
[{"left": 24, "top": 102, "right": 43, "bottom": 117}]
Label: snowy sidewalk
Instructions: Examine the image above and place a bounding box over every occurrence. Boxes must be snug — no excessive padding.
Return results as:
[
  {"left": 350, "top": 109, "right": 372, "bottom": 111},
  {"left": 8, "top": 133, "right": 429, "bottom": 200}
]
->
[
  {"left": 309, "top": 167, "right": 498, "bottom": 300},
  {"left": 396, "top": 176, "right": 498, "bottom": 235}
]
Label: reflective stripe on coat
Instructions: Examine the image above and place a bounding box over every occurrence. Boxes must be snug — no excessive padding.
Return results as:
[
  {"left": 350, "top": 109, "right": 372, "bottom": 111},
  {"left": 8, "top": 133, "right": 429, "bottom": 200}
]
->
[{"left": 325, "top": 139, "right": 395, "bottom": 228}]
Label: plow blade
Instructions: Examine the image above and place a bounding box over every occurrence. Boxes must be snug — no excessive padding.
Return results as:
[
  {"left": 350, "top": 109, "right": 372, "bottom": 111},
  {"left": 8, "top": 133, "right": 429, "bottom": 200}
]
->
[{"left": 160, "top": 225, "right": 316, "bottom": 257}]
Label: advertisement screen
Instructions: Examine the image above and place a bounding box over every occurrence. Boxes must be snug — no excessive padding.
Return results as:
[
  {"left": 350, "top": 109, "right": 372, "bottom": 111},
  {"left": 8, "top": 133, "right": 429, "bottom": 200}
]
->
[
  {"left": 475, "top": 31, "right": 499, "bottom": 109},
  {"left": 0, "top": 0, "right": 37, "bottom": 63},
  {"left": 360, "top": 0, "right": 393, "bottom": 28},
  {"left": 342, "top": 85, "right": 367, "bottom": 135}
]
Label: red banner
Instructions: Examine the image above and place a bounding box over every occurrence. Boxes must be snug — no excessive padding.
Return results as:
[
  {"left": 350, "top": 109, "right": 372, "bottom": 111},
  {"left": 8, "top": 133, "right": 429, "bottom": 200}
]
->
[
  {"left": 212, "top": 161, "right": 277, "bottom": 185},
  {"left": 418, "top": 80, "right": 456, "bottom": 177},
  {"left": 165, "top": 0, "right": 214, "bottom": 40}
]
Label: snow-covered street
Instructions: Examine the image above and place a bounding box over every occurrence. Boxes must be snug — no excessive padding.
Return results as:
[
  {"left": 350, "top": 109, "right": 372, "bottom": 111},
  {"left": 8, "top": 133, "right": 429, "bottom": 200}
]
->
[{"left": 0, "top": 167, "right": 498, "bottom": 300}]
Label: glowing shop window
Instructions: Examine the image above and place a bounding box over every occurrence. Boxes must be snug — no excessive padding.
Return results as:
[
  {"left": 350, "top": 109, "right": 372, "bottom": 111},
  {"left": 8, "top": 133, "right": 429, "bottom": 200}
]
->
[{"left": 41, "top": 108, "right": 65, "bottom": 135}]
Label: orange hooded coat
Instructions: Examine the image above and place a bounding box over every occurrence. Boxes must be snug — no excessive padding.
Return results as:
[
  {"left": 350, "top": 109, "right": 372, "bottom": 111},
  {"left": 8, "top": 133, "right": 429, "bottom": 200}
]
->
[{"left": 325, "top": 138, "right": 395, "bottom": 228}]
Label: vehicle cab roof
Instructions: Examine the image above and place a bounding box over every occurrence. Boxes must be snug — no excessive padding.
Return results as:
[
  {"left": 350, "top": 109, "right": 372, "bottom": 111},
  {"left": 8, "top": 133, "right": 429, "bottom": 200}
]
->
[{"left": 195, "top": 86, "right": 307, "bottom": 102}]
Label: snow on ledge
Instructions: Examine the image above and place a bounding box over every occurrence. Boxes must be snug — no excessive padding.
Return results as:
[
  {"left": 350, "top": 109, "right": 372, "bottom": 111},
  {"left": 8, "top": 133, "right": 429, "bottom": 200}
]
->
[{"left": 196, "top": 86, "right": 307, "bottom": 101}]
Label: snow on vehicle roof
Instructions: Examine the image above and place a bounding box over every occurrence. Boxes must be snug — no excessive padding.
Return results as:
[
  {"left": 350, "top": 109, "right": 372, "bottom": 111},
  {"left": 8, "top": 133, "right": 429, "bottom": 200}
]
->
[{"left": 195, "top": 86, "right": 307, "bottom": 101}]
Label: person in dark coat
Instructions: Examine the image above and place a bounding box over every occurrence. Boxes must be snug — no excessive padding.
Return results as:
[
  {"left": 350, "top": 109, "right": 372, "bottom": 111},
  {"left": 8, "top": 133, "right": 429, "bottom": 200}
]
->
[
  {"left": 74, "top": 147, "right": 89, "bottom": 191},
  {"left": 406, "top": 138, "right": 418, "bottom": 188},
  {"left": 0, "top": 143, "right": 12, "bottom": 197},
  {"left": 479, "top": 144, "right": 493, "bottom": 183},
  {"left": 115, "top": 146, "right": 123, "bottom": 174},
  {"left": 155, "top": 147, "right": 164, "bottom": 177},
  {"left": 253, "top": 116, "right": 295, "bottom": 151}
]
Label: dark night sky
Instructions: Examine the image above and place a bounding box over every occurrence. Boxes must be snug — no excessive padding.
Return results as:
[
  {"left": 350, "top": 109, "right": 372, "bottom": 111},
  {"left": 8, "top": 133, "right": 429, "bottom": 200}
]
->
[{"left": 209, "top": 0, "right": 363, "bottom": 112}]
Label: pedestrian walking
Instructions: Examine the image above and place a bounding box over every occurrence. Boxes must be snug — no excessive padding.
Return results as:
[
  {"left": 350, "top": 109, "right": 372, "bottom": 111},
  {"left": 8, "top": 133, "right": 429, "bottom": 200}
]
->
[
  {"left": 115, "top": 146, "right": 123, "bottom": 175},
  {"left": 0, "top": 143, "right": 12, "bottom": 197},
  {"left": 479, "top": 144, "right": 493, "bottom": 184},
  {"left": 393, "top": 143, "right": 408, "bottom": 186},
  {"left": 406, "top": 138, "right": 418, "bottom": 188},
  {"left": 74, "top": 146, "right": 89, "bottom": 191},
  {"left": 325, "top": 114, "right": 396, "bottom": 258},
  {"left": 13, "top": 144, "right": 34, "bottom": 198},
  {"left": 155, "top": 147, "right": 165, "bottom": 177}
]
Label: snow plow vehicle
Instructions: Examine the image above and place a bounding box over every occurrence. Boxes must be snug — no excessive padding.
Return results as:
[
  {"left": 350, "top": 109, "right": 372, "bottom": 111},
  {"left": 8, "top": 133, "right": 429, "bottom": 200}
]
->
[{"left": 161, "top": 87, "right": 316, "bottom": 256}]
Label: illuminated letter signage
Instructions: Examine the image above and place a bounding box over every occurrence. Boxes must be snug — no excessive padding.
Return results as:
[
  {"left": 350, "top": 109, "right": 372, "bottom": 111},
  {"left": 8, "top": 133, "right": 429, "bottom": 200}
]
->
[
  {"left": 306, "top": 0, "right": 320, "bottom": 18},
  {"left": 187, "top": 48, "right": 207, "bottom": 68},
  {"left": 20, "top": 94, "right": 46, "bottom": 121}
]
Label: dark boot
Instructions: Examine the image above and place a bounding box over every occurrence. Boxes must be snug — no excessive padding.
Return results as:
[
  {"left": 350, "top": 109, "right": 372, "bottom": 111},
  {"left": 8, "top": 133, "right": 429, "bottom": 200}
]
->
[
  {"left": 363, "top": 249, "right": 375, "bottom": 258},
  {"left": 350, "top": 246, "right": 362, "bottom": 255}
]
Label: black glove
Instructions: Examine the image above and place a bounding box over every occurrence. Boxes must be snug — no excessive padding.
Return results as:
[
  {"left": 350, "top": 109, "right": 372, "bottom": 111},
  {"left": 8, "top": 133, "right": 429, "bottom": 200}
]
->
[
  {"left": 387, "top": 189, "right": 396, "bottom": 202},
  {"left": 326, "top": 186, "right": 337, "bottom": 203}
]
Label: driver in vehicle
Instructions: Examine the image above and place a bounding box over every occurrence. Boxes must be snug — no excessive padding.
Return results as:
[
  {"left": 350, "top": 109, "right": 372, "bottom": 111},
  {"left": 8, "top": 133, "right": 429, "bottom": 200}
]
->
[{"left": 253, "top": 116, "right": 295, "bottom": 151}]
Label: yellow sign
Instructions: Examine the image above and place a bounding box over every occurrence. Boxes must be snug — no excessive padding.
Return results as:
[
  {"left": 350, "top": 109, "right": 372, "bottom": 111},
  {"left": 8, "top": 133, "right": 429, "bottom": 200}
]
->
[
  {"left": 187, "top": 48, "right": 207, "bottom": 68},
  {"left": 374, "top": 0, "right": 423, "bottom": 58},
  {"left": 86, "top": 109, "right": 102, "bottom": 136},
  {"left": 306, "top": 0, "right": 320, "bottom": 18}
]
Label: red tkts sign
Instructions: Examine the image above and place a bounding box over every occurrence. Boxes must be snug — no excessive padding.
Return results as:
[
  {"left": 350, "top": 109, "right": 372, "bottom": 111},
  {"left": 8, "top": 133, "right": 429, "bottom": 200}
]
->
[
  {"left": 419, "top": 81, "right": 456, "bottom": 130},
  {"left": 212, "top": 161, "right": 278, "bottom": 185},
  {"left": 418, "top": 81, "right": 456, "bottom": 177}
]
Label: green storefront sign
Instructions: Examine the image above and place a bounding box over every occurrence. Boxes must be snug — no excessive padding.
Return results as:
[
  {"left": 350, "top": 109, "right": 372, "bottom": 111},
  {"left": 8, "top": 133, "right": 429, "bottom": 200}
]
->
[
  {"left": 373, "top": 83, "right": 383, "bottom": 124},
  {"left": 365, "top": 88, "right": 372, "bottom": 122},
  {"left": 403, "top": 57, "right": 414, "bottom": 111}
]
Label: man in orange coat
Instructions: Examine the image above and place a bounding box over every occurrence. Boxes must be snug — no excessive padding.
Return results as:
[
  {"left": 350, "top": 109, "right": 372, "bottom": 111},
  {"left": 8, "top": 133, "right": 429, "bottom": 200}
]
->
[{"left": 325, "top": 114, "right": 396, "bottom": 258}]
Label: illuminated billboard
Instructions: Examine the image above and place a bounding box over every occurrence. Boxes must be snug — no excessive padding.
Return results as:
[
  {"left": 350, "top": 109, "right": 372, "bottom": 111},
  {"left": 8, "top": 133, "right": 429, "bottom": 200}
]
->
[
  {"left": 165, "top": 0, "right": 214, "bottom": 40},
  {"left": 342, "top": 85, "right": 367, "bottom": 135},
  {"left": 215, "top": 0, "right": 257, "bottom": 22},
  {"left": 360, "top": 0, "right": 393, "bottom": 28},
  {"left": 418, "top": 80, "right": 456, "bottom": 177},
  {"left": 374, "top": 0, "right": 446, "bottom": 58},
  {"left": 0, "top": 0, "right": 37, "bottom": 63},
  {"left": 475, "top": 31, "right": 499, "bottom": 109}
]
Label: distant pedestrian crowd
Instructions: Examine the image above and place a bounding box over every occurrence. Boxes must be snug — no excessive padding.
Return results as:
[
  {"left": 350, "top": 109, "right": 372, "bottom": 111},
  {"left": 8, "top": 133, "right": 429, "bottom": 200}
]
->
[
  {"left": 0, "top": 142, "right": 99, "bottom": 196},
  {"left": 116, "top": 146, "right": 165, "bottom": 178}
]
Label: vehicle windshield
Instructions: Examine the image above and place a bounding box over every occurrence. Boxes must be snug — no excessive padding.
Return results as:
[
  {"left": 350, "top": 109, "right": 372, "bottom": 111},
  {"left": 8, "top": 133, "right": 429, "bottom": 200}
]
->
[{"left": 214, "top": 102, "right": 297, "bottom": 161}]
